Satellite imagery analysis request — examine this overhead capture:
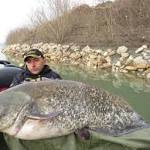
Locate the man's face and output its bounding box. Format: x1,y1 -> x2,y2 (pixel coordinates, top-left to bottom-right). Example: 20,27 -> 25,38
25,57 -> 46,74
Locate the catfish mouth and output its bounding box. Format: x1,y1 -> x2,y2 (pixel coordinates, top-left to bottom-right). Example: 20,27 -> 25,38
3,104 -> 67,140
3,102 -> 33,136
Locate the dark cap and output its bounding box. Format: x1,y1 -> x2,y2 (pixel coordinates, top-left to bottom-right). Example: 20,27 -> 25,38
23,49 -> 44,62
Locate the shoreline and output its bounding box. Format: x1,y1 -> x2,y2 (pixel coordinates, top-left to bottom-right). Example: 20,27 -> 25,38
3,43 -> 150,80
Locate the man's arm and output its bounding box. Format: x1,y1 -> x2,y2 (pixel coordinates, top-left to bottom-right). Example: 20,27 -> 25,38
46,70 -> 62,80
51,71 -> 62,79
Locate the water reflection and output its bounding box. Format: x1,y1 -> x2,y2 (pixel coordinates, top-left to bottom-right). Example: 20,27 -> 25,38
51,64 -> 150,122
53,64 -> 150,93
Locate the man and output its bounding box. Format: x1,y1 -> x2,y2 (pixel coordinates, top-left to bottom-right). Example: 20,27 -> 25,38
10,48 -> 61,87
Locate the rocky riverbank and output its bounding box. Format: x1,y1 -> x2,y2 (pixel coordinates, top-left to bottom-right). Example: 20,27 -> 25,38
3,43 -> 150,79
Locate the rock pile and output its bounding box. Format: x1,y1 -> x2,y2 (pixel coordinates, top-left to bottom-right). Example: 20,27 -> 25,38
3,43 -> 150,79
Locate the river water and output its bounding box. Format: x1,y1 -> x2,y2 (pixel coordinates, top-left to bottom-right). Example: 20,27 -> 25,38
52,64 -> 150,122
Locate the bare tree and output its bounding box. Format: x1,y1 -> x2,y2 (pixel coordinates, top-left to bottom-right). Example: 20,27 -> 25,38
30,0 -> 72,44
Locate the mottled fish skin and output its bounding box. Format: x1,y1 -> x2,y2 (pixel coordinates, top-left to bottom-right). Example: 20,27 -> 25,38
0,80 -> 149,137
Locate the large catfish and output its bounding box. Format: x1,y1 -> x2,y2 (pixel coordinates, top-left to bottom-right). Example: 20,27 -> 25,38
0,80 -> 149,140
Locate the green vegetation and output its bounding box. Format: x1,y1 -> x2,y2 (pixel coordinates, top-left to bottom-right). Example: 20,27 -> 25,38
6,0 -> 150,48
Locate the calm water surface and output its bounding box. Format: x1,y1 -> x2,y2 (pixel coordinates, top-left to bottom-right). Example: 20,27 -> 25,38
52,64 -> 150,122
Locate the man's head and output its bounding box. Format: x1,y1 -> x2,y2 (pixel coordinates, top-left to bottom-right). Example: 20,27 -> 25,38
23,49 -> 46,75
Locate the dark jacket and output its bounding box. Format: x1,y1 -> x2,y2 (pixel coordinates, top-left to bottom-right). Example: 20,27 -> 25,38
10,65 -> 61,87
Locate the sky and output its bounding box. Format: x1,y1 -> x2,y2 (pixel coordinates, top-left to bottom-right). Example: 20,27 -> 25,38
0,0 -> 39,44
0,0 -> 113,44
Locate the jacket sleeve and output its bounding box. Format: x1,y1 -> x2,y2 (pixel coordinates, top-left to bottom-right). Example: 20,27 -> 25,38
50,71 -> 62,79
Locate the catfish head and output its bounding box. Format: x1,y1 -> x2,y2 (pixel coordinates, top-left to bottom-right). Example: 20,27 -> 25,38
0,84 -> 63,140
0,89 -> 33,134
